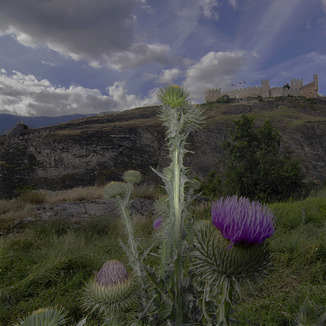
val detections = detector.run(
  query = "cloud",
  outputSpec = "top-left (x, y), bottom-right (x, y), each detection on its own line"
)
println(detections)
top-left (322, 0), bottom-right (326, 13)
top-left (107, 81), bottom-right (158, 108)
top-left (0, 70), bottom-right (159, 116)
top-left (108, 43), bottom-right (170, 70)
top-left (183, 51), bottom-right (248, 101)
top-left (244, 0), bottom-right (308, 58)
top-left (145, 68), bottom-right (182, 84)
top-left (156, 68), bottom-right (182, 84)
top-left (198, 0), bottom-right (219, 20)
top-left (228, 0), bottom-right (238, 9)
top-left (0, 0), bottom-right (170, 69)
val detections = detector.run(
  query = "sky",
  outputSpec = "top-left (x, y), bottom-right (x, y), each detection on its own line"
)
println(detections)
top-left (0, 0), bottom-right (326, 117)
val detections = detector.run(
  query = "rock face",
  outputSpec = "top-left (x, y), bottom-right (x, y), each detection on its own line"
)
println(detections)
top-left (35, 198), bottom-right (155, 220)
top-left (0, 98), bottom-right (326, 199)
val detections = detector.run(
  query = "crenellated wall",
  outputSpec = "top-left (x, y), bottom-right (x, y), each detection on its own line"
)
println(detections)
top-left (205, 74), bottom-right (319, 102)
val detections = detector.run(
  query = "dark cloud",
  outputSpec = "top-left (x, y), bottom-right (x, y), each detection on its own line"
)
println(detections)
top-left (0, 0), bottom-right (169, 68)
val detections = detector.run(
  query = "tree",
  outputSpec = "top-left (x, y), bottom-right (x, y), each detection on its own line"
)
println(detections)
top-left (223, 115), bottom-right (305, 202)
top-left (199, 115), bottom-right (306, 202)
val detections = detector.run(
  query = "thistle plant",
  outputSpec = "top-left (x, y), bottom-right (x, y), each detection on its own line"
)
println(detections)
top-left (149, 85), bottom-right (204, 324)
top-left (103, 171), bottom-right (144, 281)
top-left (83, 86), bottom-right (273, 325)
top-left (13, 87), bottom-right (277, 325)
top-left (191, 196), bottom-right (275, 325)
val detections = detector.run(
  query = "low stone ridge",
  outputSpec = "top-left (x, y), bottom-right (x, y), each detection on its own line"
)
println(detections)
top-left (0, 99), bottom-right (326, 199)
top-left (35, 198), bottom-right (155, 220)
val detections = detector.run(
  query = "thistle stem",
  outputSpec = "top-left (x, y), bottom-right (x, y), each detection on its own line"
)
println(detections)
top-left (172, 143), bottom-right (183, 325)
top-left (217, 278), bottom-right (233, 326)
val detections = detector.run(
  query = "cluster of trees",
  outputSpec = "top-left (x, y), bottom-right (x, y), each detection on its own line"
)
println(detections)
top-left (198, 115), bottom-right (307, 203)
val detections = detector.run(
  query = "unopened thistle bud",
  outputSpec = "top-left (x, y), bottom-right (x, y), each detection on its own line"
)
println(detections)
top-left (104, 182), bottom-right (128, 199)
top-left (122, 170), bottom-right (142, 184)
top-left (82, 260), bottom-right (139, 316)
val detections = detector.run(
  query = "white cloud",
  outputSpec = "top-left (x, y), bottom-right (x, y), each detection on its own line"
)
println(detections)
top-left (0, 70), bottom-right (159, 116)
top-left (157, 68), bottom-right (182, 84)
top-left (107, 81), bottom-right (158, 109)
top-left (183, 51), bottom-right (248, 101)
top-left (198, 0), bottom-right (219, 20)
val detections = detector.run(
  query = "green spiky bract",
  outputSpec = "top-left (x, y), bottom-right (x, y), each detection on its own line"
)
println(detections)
top-left (191, 220), bottom-right (272, 325)
top-left (156, 85), bottom-right (191, 108)
top-left (83, 275), bottom-right (139, 315)
top-left (15, 307), bottom-right (69, 326)
top-left (104, 181), bottom-right (128, 199)
top-left (123, 170), bottom-right (142, 184)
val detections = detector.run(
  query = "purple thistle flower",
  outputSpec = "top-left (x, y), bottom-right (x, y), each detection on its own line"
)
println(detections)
top-left (153, 217), bottom-right (163, 230)
top-left (211, 196), bottom-right (275, 247)
top-left (95, 260), bottom-right (129, 287)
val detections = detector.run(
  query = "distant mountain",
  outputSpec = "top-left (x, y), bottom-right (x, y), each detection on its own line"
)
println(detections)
top-left (0, 113), bottom-right (97, 136)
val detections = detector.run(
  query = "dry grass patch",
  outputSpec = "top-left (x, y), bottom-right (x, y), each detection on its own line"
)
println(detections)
top-left (44, 186), bottom-right (105, 203)
top-left (0, 199), bottom-right (37, 234)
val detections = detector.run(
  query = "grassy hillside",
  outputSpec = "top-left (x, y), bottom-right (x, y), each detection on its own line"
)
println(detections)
top-left (0, 186), bottom-right (325, 325)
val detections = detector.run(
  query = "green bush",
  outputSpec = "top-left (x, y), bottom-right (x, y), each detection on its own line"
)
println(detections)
top-left (215, 94), bottom-right (231, 103)
top-left (199, 115), bottom-right (306, 203)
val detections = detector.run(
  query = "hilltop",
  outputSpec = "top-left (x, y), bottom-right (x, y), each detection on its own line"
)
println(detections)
top-left (0, 96), bottom-right (326, 199)
top-left (0, 113), bottom-right (100, 136)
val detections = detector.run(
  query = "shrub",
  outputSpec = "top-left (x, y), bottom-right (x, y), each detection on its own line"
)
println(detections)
top-left (199, 115), bottom-right (306, 202)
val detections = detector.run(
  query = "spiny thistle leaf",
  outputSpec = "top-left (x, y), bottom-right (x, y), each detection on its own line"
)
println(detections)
top-left (123, 170), bottom-right (142, 184)
top-left (153, 196), bottom-right (170, 220)
top-left (15, 307), bottom-right (68, 326)
top-left (104, 182), bottom-right (128, 199)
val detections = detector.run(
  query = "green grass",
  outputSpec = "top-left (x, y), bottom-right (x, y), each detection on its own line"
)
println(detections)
top-left (0, 189), bottom-right (325, 325)
top-left (0, 214), bottom-right (154, 325)
top-left (232, 193), bottom-right (326, 325)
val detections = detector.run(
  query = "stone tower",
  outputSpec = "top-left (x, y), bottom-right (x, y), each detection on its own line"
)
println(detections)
top-left (261, 79), bottom-right (270, 98)
top-left (290, 78), bottom-right (303, 89)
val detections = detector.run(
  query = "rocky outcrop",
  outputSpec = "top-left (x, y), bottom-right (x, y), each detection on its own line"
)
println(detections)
top-left (0, 98), bottom-right (326, 199)
top-left (35, 198), bottom-right (155, 220)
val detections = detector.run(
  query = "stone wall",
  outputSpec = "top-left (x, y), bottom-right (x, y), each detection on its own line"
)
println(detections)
top-left (270, 87), bottom-right (283, 97)
top-left (205, 88), bottom-right (222, 102)
top-left (299, 81), bottom-right (319, 98)
top-left (224, 86), bottom-right (262, 98)
top-left (205, 74), bottom-right (319, 102)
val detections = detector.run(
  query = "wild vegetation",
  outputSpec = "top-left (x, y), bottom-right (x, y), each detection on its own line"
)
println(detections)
top-left (0, 88), bottom-right (325, 325)
top-left (197, 114), bottom-right (307, 203)
top-left (0, 187), bottom-right (325, 325)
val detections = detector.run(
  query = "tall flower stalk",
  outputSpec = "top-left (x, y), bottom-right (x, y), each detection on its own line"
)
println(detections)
top-left (153, 85), bottom-right (204, 324)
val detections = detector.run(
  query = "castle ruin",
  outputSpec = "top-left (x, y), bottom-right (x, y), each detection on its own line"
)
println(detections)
top-left (205, 74), bottom-right (319, 102)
